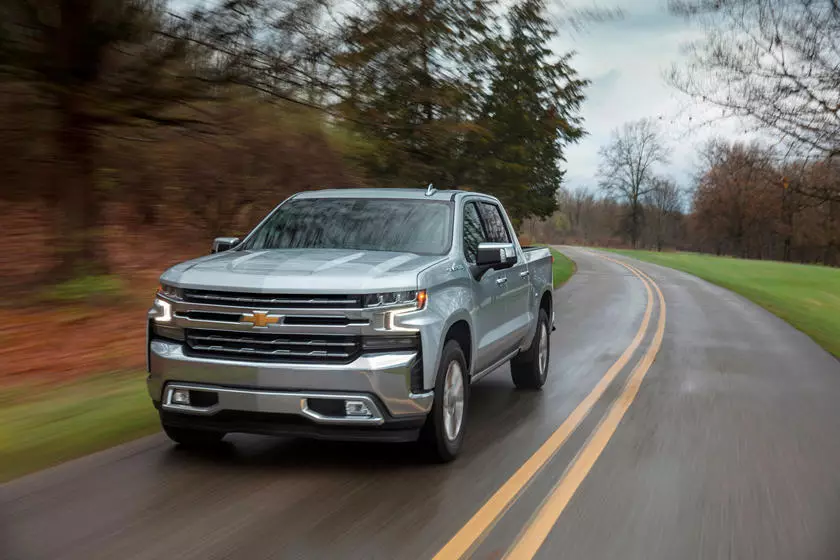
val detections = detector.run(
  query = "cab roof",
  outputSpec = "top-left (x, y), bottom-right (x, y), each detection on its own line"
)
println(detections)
top-left (292, 188), bottom-right (496, 203)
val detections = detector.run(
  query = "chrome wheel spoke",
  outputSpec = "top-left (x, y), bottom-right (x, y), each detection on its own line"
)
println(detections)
top-left (443, 361), bottom-right (465, 441)
top-left (538, 323), bottom-right (549, 379)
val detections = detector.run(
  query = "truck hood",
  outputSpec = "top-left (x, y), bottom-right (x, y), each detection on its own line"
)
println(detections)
top-left (160, 249), bottom-right (447, 293)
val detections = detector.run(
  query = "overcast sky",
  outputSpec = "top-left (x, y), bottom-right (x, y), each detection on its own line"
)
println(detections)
top-left (552, 0), bottom-right (756, 192)
top-left (174, 0), bottom-right (760, 191)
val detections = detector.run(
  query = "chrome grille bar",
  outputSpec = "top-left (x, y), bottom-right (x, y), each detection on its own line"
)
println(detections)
top-left (189, 334), bottom-right (357, 347)
top-left (183, 290), bottom-right (362, 309)
top-left (185, 329), bottom-right (362, 364)
top-left (189, 345), bottom-right (353, 359)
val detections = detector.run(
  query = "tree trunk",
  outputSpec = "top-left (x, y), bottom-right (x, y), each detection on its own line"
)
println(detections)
top-left (630, 198), bottom-right (640, 249)
top-left (51, 91), bottom-right (106, 279)
top-left (47, 0), bottom-right (107, 280)
top-left (420, 0), bottom-right (434, 124)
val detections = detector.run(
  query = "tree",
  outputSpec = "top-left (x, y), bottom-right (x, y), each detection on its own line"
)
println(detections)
top-left (692, 140), bottom-right (780, 258)
top-left (0, 0), bottom-right (207, 277)
top-left (646, 177), bottom-right (682, 251)
top-left (475, 0), bottom-right (587, 226)
top-left (334, 0), bottom-right (497, 187)
top-left (187, 0), bottom-right (344, 109)
top-left (668, 0), bottom-right (840, 161)
top-left (597, 119), bottom-right (670, 247)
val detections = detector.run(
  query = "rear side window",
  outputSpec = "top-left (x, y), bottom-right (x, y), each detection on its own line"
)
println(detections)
top-left (478, 202), bottom-right (511, 243)
top-left (462, 202), bottom-right (487, 264)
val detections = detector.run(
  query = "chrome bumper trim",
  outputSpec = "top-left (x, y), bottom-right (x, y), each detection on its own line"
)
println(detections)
top-left (162, 382), bottom-right (385, 425)
top-left (148, 339), bottom-right (434, 418)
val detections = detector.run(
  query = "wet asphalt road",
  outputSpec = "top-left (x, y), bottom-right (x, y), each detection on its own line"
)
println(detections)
top-left (4, 247), bottom-right (840, 560)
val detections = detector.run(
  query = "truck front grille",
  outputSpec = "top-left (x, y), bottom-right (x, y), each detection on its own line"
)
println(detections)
top-left (185, 330), bottom-right (362, 364)
top-left (182, 289), bottom-right (362, 309)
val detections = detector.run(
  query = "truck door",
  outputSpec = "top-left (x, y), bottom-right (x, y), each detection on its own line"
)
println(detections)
top-left (463, 201), bottom-right (510, 373)
top-left (477, 202), bottom-right (532, 352)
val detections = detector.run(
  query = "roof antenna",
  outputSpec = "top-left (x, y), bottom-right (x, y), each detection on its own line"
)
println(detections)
top-left (425, 183), bottom-right (436, 196)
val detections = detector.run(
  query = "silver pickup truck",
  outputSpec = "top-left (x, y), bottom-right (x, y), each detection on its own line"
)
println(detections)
top-left (147, 188), bottom-right (554, 461)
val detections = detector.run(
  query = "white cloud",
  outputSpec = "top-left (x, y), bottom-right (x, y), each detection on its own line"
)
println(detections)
top-left (552, 0), bottom-right (760, 191)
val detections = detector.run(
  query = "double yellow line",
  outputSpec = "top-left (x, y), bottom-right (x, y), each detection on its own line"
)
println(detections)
top-left (433, 253), bottom-right (667, 560)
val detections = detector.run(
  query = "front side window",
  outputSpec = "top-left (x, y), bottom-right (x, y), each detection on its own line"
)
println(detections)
top-left (478, 202), bottom-right (511, 243)
top-left (462, 202), bottom-right (487, 264)
top-left (240, 198), bottom-right (453, 255)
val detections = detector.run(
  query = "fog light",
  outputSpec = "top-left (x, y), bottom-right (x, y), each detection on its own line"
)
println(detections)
top-left (345, 400), bottom-right (372, 417)
top-left (171, 389), bottom-right (190, 405)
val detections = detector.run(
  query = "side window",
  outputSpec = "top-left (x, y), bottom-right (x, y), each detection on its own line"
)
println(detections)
top-left (478, 203), bottom-right (511, 243)
top-left (462, 202), bottom-right (487, 264)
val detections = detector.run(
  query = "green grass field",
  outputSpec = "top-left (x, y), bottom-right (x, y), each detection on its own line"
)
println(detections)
top-left (0, 373), bottom-right (159, 482)
top-left (610, 250), bottom-right (840, 359)
top-left (549, 248), bottom-right (576, 288)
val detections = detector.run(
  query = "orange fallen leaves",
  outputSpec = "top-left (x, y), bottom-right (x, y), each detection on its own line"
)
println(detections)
top-left (0, 303), bottom-right (148, 386)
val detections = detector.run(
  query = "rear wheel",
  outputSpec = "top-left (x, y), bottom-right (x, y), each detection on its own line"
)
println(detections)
top-left (162, 424), bottom-right (225, 447)
top-left (420, 340), bottom-right (468, 462)
top-left (510, 308), bottom-right (550, 390)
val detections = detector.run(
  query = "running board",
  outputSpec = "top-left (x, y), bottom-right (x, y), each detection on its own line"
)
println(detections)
top-left (470, 349), bottom-right (520, 384)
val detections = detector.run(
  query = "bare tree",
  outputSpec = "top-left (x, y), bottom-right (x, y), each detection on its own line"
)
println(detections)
top-left (571, 186), bottom-right (595, 238)
top-left (597, 118), bottom-right (670, 247)
top-left (668, 0), bottom-right (840, 161)
top-left (646, 177), bottom-right (683, 251)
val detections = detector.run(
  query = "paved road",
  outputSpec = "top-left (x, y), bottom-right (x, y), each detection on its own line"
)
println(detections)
top-left (4, 247), bottom-right (840, 560)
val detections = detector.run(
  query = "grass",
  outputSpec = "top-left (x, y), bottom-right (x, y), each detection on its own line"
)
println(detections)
top-left (549, 247), bottom-right (576, 288)
top-left (610, 249), bottom-right (840, 359)
top-left (0, 372), bottom-right (159, 482)
top-left (40, 274), bottom-right (127, 304)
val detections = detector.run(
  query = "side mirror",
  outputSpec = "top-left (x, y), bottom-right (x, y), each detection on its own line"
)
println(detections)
top-left (476, 242), bottom-right (516, 268)
top-left (212, 237), bottom-right (240, 254)
top-left (472, 242), bottom-right (517, 280)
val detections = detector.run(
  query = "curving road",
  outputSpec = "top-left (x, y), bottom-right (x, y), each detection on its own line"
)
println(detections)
top-left (4, 247), bottom-right (840, 560)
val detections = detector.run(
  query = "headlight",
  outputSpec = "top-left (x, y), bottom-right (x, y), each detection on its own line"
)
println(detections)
top-left (363, 290), bottom-right (426, 309)
top-left (151, 297), bottom-right (173, 323)
top-left (156, 283), bottom-right (183, 300)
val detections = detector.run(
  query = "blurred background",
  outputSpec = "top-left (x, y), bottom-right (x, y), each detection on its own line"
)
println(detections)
top-left (1, 0), bottom-right (838, 480)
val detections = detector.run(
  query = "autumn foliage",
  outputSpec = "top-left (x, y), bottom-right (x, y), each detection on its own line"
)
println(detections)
top-left (528, 139), bottom-right (840, 266)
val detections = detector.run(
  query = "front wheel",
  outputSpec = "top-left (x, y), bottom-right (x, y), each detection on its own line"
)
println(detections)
top-left (419, 340), bottom-right (469, 462)
top-left (510, 308), bottom-right (550, 390)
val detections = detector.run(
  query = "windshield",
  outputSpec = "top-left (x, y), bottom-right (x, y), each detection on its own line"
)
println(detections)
top-left (240, 197), bottom-right (453, 255)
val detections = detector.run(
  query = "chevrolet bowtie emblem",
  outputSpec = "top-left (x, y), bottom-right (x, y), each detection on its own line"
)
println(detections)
top-left (241, 311), bottom-right (282, 328)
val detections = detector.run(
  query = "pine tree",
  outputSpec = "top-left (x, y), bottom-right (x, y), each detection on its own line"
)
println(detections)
top-left (335, 0), bottom-right (497, 187)
top-left (476, 0), bottom-right (587, 226)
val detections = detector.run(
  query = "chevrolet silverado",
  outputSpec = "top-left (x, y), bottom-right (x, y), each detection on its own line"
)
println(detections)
top-left (147, 187), bottom-right (554, 461)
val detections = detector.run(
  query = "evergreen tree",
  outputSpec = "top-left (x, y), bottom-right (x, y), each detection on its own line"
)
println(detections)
top-left (476, 0), bottom-right (587, 226)
top-left (335, 0), bottom-right (497, 187)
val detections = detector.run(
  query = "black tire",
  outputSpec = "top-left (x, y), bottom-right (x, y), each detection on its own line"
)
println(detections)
top-left (162, 424), bottom-right (225, 447)
top-left (510, 308), bottom-right (550, 390)
top-left (419, 340), bottom-right (469, 462)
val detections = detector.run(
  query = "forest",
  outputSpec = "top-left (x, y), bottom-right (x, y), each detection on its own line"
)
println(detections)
top-left (0, 0), bottom-right (587, 295)
top-left (529, 133), bottom-right (840, 266)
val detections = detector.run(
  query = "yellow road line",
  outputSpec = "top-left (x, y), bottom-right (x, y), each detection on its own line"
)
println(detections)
top-left (504, 257), bottom-right (667, 559)
top-left (433, 254), bottom-right (655, 560)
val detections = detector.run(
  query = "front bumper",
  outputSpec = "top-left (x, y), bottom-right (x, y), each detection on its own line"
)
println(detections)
top-left (148, 339), bottom-right (434, 432)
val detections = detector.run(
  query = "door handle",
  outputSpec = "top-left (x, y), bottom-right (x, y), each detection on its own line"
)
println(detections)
top-left (496, 277), bottom-right (508, 286)
top-left (520, 270), bottom-right (530, 278)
